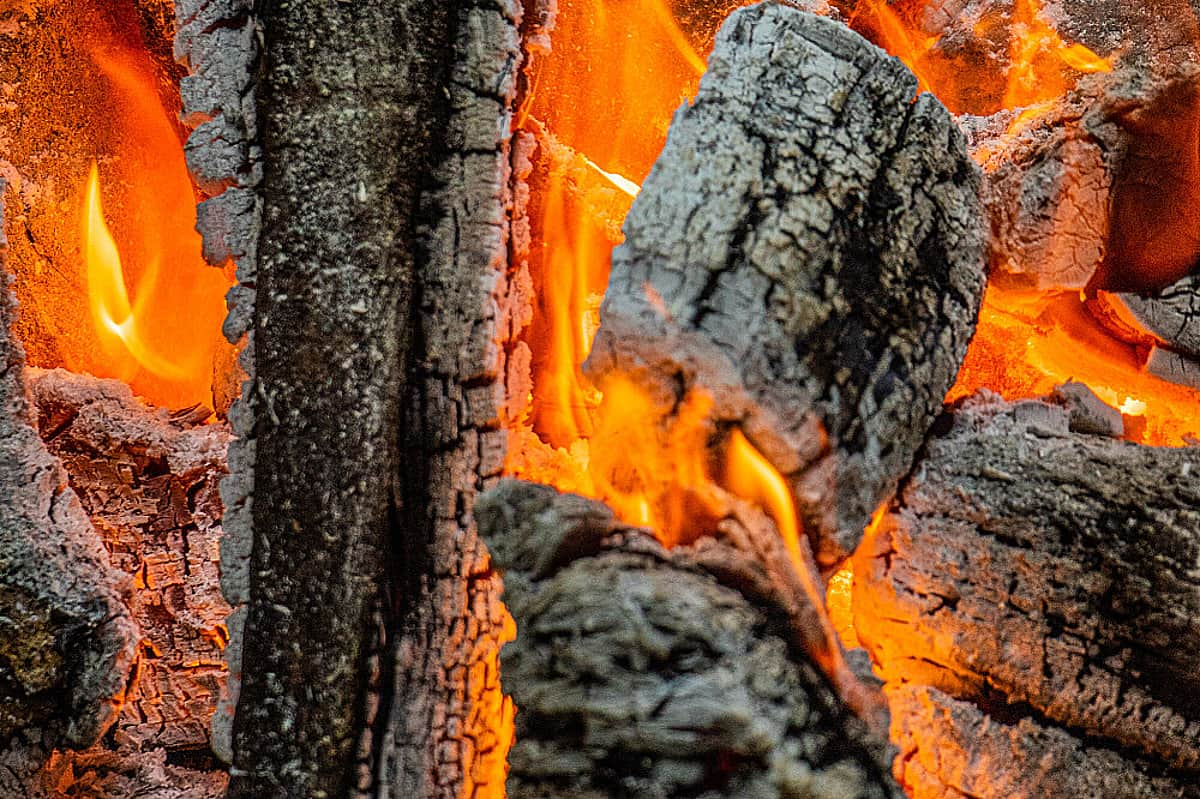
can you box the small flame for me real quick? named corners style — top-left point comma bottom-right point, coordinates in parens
top-left (67, 37), bottom-right (230, 410)
top-left (826, 561), bottom-right (859, 650)
top-left (83, 161), bottom-right (186, 382)
top-left (723, 429), bottom-right (804, 572)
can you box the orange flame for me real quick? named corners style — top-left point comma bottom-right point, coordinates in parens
top-left (70, 39), bottom-right (230, 410)
top-left (949, 282), bottom-right (1200, 445)
top-left (851, 0), bottom-right (1109, 117)
top-left (83, 161), bottom-right (187, 383)
top-left (1002, 0), bottom-right (1110, 112)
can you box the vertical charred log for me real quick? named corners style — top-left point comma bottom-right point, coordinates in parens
top-left (226, 2), bottom-right (455, 796)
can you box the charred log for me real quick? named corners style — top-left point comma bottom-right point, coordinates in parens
top-left (585, 4), bottom-right (987, 566)
top-left (970, 65), bottom-right (1200, 295)
top-left (223, 0), bottom-right (437, 794)
top-left (228, 0), bottom-right (526, 796)
top-left (852, 392), bottom-right (1200, 796)
top-left (477, 479), bottom-right (899, 799)
top-left (0, 201), bottom-right (139, 790)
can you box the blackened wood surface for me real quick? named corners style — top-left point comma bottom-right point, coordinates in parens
top-left (586, 5), bottom-right (987, 567)
top-left (853, 393), bottom-right (1200, 797)
top-left (478, 480), bottom-right (900, 799)
top-left (225, 1), bottom-right (450, 796)
top-left (0, 199), bottom-right (138, 791)
top-left (382, 2), bottom-right (525, 797)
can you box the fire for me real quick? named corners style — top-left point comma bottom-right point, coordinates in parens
top-left (83, 162), bottom-right (187, 383)
top-left (845, 1), bottom-right (1200, 445)
top-left (60, 27), bottom-right (230, 410)
top-left (949, 282), bottom-right (1200, 445)
top-left (849, 0), bottom-right (1109, 117)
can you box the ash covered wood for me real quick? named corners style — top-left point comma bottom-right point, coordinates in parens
top-left (477, 479), bottom-right (899, 799)
top-left (586, 4), bottom-right (987, 567)
top-left (972, 66), bottom-right (1200, 294)
top-left (20, 368), bottom-right (230, 799)
top-left (852, 392), bottom-right (1200, 796)
top-left (0, 192), bottom-right (139, 791)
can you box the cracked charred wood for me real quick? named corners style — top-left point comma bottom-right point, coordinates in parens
top-left (477, 479), bottom-right (900, 799)
top-left (222, 0), bottom-right (433, 794)
top-left (887, 685), bottom-right (1200, 799)
top-left (22, 368), bottom-right (230, 799)
top-left (0, 206), bottom-right (139, 791)
top-left (585, 4), bottom-right (987, 567)
top-left (229, 1), bottom-right (525, 797)
top-left (969, 64), bottom-right (1200, 294)
top-left (851, 392), bottom-right (1200, 797)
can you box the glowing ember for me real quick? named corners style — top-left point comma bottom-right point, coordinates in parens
top-left (949, 282), bottom-right (1200, 445)
top-left (850, 0), bottom-right (1109, 117)
top-left (826, 562), bottom-right (859, 650)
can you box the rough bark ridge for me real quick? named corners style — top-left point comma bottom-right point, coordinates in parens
top-left (586, 4), bottom-right (987, 566)
top-left (172, 0), bottom-right (262, 767)
top-left (383, 2), bottom-right (525, 797)
top-left (225, 0), bottom-right (439, 795)
top-left (852, 393), bottom-right (1200, 797)
top-left (0, 192), bottom-right (139, 791)
top-left (477, 480), bottom-right (899, 799)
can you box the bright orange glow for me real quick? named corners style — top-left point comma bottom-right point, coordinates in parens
top-left (826, 562), bottom-right (859, 651)
top-left (507, 0), bottom-right (726, 528)
top-left (723, 428), bottom-right (845, 675)
top-left (588, 376), bottom-right (724, 547)
top-left (71, 38), bottom-right (230, 410)
top-left (1002, 0), bottom-right (1110, 113)
top-left (83, 162), bottom-right (188, 383)
top-left (724, 429), bottom-right (805, 575)
top-left (850, 0), bottom-right (1108, 117)
top-left (518, 0), bottom-right (709, 451)
top-left (844, 1), bottom-right (1200, 445)
top-left (949, 282), bottom-right (1200, 445)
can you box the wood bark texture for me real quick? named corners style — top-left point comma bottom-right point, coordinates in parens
top-left (172, 0), bottom-right (261, 767)
top-left (224, 0), bottom-right (429, 794)
top-left (586, 4), bottom-right (987, 567)
top-left (0, 197), bottom-right (139, 792)
top-left (24, 369), bottom-right (230, 799)
top-left (227, 0), bottom-right (527, 797)
top-left (477, 479), bottom-right (900, 799)
top-left (851, 392), bottom-right (1200, 797)
top-left (382, 1), bottom-right (526, 796)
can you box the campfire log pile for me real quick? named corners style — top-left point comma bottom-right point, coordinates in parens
top-left (487, 3), bottom-right (1200, 798)
top-left (0, 1), bottom-right (1199, 798)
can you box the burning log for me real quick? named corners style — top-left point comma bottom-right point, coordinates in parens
top-left (585, 3), bottom-right (988, 566)
top-left (22, 367), bottom-right (231, 799)
top-left (477, 479), bottom-right (900, 799)
top-left (0, 207), bottom-right (138, 790)
top-left (974, 66), bottom-right (1200, 295)
top-left (852, 392), bottom-right (1200, 796)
